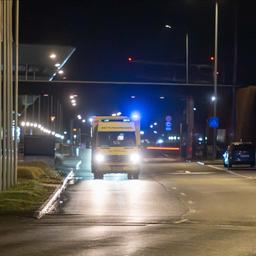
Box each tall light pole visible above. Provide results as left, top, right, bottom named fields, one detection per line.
left=213, top=1, right=219, bottom=159
left=186, top=33, right=189, bottom=84
left=164, top=25, right=189, bottom=84
left=232, top=0, right=238, bottom=142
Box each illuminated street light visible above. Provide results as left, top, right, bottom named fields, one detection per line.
left=193, top=107, right=197, bottom=111
left=131, top=96, right=136, bottom=99
left=72, top=102, right=77, bottom=106
left=112, top=113, right=117, bottom=116
left=89, top=117, right=93, bottom=123
left=71, top=99, right=76, bottom=104
left=77, top=114, right=82, bottom=120
left=164, top=24, right=172, bottom=29
left=160, top=96, right=165, bottom=99
left=70, top=95, right=75, bottom=99
left=154, top=122, right=157, bottom=126
left=49, top=53, right=56, bottom=59
left=55, top=63, right=60, bottom=67
left=58, top=70, right=64, bottom=75
left=117, top=112, right=122, bottom=116
left=150, top=125, right=153, bottom=128
left=82, top=119, right=86, bottom=123
left=157, top=139, right=164, bottom=144
left=211, top=96, right=216, bottom=102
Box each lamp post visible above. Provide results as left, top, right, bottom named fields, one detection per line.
left=213, top=1, right=219, bottom=159
left=164, top=25, right=189, bottom=84
left=185, top=33, right=189, bottom=84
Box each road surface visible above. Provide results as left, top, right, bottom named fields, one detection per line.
left=1, top=157, right=256, bottom=256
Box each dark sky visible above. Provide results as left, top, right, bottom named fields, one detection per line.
left=20, top=0, right=256, bottom=84
left=20, top=0, right=256, bottom=131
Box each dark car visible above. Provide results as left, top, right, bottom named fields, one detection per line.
left=223, top=142, right=255, bottom=168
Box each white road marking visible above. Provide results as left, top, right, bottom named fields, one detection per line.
left=172, top=187, right=177, bottom=190
left=197, top=161, right=205, bottom=165
left=207, top=164, right=253, bottom=179
left=188, top=200, right=194, bottom=204
left=180, top=192, right=186, bottom=196
left=167, top=172, right=214, bottom=175
left=174, top=218, right=188, bottom=224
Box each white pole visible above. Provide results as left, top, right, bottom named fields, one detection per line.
left=213, top=1, right=218, bottom=159
left=14, top=0, right=19, bottom=185
left=186, top=33, right=189, bottom=84
left=2, top=0, right=7, bottom=190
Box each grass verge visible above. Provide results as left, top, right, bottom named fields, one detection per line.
left=0, top=161, right=62, bottom=216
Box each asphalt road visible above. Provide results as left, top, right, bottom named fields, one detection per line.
left=1, top=158, right=256, bottom=256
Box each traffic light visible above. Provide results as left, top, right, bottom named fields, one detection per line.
left=128, top=56, right=134, bottom=62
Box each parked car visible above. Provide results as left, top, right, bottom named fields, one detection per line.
left=223, top=142, right=255, bottom=168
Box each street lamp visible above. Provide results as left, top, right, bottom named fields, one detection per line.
left=164, top=25, right=189, bottom=84
left=213, top=1, right=219, bottom=159
left=49, top=53, right=56, bottom=59
left=211, top=95, right=216, bottom=102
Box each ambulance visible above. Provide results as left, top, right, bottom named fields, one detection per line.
left=91, top=116, right=141, bottom=179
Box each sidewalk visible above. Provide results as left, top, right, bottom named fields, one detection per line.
left=197, top=159, right=223, bottom=165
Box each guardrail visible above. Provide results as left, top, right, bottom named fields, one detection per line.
left=34, top=170, right=74, bottom=219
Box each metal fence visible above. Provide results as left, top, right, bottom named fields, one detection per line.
left=0, top=0, right=19, bottom=191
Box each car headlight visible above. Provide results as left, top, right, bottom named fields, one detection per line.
left=130, top=153, right=140, bottom=164
left=95, top=153, right=105, bottom=163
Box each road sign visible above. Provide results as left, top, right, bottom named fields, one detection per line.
left=165, top=121, right=172, bottom=131
left=166, top=115, right=172, bottom=122
left=208, top=117, right=219, bottom=128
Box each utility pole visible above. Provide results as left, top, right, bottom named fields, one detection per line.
left=213, top=1, right=219, bottom=159
left=186, top=33, right=189, bottom=84
left=0, top=0, right=18, bottom=190
left=232, top=0, right=238, bottom=142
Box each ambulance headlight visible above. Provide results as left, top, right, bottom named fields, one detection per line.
left=95, top=153, right=105, bottom=163
left=130, top=153, right=140, bottom=164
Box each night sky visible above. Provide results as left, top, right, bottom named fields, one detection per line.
left=20, top=0, right=256, bottom=131
left=20, top=0, right=256, bottom=83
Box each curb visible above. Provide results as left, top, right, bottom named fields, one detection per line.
left=197, top=161, right=223, bottom=166
left=34, top=170, right=74, bottom=219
